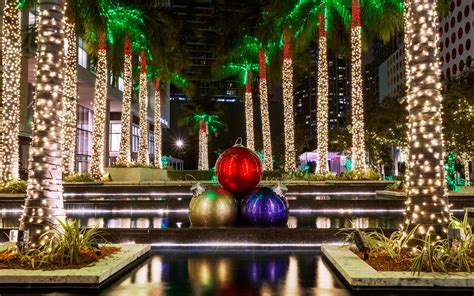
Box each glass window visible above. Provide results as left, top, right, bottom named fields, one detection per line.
left=76, top=105, right=93, bottom=172
left=149, top=132, right=155, bottom=159
left=132, top=125, right=139, bottom=153
left=118, top=75, right=124, bottom=92
left=109, top=123, right=121, bottom=152
left=78, top=37, right=87, bottom=68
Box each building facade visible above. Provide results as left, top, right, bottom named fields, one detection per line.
left=1, top=5, right=169, bottom=176
left=438, top=0, right=473, bottom=79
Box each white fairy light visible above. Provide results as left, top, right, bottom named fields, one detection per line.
left=154, top=78, right=162, bottom=168
left=317, top=8, right=329, bottom=174
left=244, top=70, right=255, bottom=151
left=198, top=121, right=209, bottom=170
left=282, top=34, right=296, bottom=172
left=0, top=0, right=22, bottom=181
left=19, top=0, right=67, bottom=245
left=117, top=37, right=133, bottom=164
left=350, top=0, right=366, bottom=171
left=259, top=49, right=273, bottom=170
left=404, top=0, right=450, bottom=237
left=90, top=33, right=108, bottom=178
left=137, top=53, right=149, bottom=164
left=61, top=17, right=77, bottom=174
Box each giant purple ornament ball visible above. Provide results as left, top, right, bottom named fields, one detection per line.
left=240, top=187, right=289, bottom=226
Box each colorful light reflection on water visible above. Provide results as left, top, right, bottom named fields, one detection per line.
left=101, top=251, right=350, bottom=296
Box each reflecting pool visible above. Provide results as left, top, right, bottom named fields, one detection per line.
left=101, top=250, right=350, bottom=296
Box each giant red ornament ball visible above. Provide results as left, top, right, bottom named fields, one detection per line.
left=216, top=144, right=262, bottom=194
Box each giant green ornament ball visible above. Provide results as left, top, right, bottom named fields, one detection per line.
left=189, top=187, right=238, bottom=227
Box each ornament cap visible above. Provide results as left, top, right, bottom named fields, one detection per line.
left=190, top=182, right=206, bottom=196
left=273, top=182, right=288, bottom=197
left=233, top=137, right=245, bottom=147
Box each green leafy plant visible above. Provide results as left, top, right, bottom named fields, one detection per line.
left=340, top=168, right=381, bottom=180
left=167, top=170, right=213, bottom=181
left=42, top=218, right=107, bottom=266
left=0, top=179, right=27, bottom=193
left=64, top=172, right=97, bottom=183
left=385, top=181, right=406, bottom=192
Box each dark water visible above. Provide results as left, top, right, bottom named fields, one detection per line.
left=100, top=250, right=350, bottom=296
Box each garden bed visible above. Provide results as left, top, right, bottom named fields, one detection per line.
left=0, top=244, right=150, bottom=287
left=322, top=245, right=474, bottom=287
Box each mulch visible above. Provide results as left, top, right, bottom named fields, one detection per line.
left=0, top=246, right=121, bottom=270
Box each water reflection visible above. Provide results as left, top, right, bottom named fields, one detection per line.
left=101, top=251, right=349, bottom=296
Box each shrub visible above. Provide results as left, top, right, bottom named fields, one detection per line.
left=42, top=218, right=107, bottom=266
left=64, top=172, right=97, bottom=183
left=0, top=179, right=27, bottom=193
left=340, top=168, right=380, bottom=180
left=343, top=212, right=474, bottom=275
left=385, top=181, right=406, bottom=192
left=167, top=170, right=214, bottom=181
left=262, top=170, right=282, bottom=180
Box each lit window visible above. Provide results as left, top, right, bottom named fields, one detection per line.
left=78, top=37, right=87, bottom=68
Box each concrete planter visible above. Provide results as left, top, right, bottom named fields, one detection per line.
left=0, top=244, right=150, bottom=288
left=106, top=167, right=168, bottom=182
left=322, top=245, right=474, bottom=288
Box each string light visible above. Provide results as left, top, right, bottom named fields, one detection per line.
left=462, top=155, right=470, bottom=187
left=259, top=49, right=273, bottom=170
left=198, top=120, right=209, bottom=170
left=350, top=0, right=366, bottom=171
left=404, top=0, right=450, bottom=236
left=61, top=17, right=77, bottom=174
left=245, top=70, right=255, bottom=151
left=317, top=8, right=328, bottom=174
left=90, top=33, right=108, bottom=179
left=19, top=0, right=67, bottom=245
left=282, top=34, right=296, bottom=172
left=154, top=78, right=162, bottom=168
left=137, top=52, right=149, bottom=164
left=0, top=0, right=22, bottom=181
left=117, top=36, right=132, bottom=164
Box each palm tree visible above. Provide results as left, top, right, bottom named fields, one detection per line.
left=213, top=37, right=259, bottom=151
left=179, top=97, right=224, bottom=170
left=258, top=49, right=273, bottom=170
left=137, top=51, right=149, bottom=164
left=154, top=78, right=162, bottom=168
left=116, top=36, right=133, bottom=164
left=89, top=32, right=108, bottom=178
left=347, top=0, right=403, bottom=171
left=282, top=32, right=296, bottom=172
left=316, top=7, right=329, bottom=174
left=62, top=13, right=78, bottom=174
left=19, top=0, right=67, bottom=246
left=0, top=0, right=22, bottom=181
left=403, top=0, right=449, bottom=237
left=186, top=114, right=223, bottom=170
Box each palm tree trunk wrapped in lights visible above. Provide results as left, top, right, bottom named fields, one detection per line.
left=154, top=78, right=163, bottom=168
left=90, top=33, right=108, bottom=179
left=61, top=18, right=78, bottom=174
left=198, top=120, right=209, bottom=170
left=244, top=70, right=255, bottom=151
left=0, top=0, right=22, bottom=181
left=282, top=33, right=296, bottom=172
left=259, top=49, right=273, bottom=170
left=137, top=52, right=149, bottom=164
left=117, top=36, right=133, bottom=164
left=350, top=0, right=366, bottom=171
left=19, top=0, right=67, bottom=246
left=404, top=0, right=450, bottom=237
left=316, top=8, right=329, bottom=174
